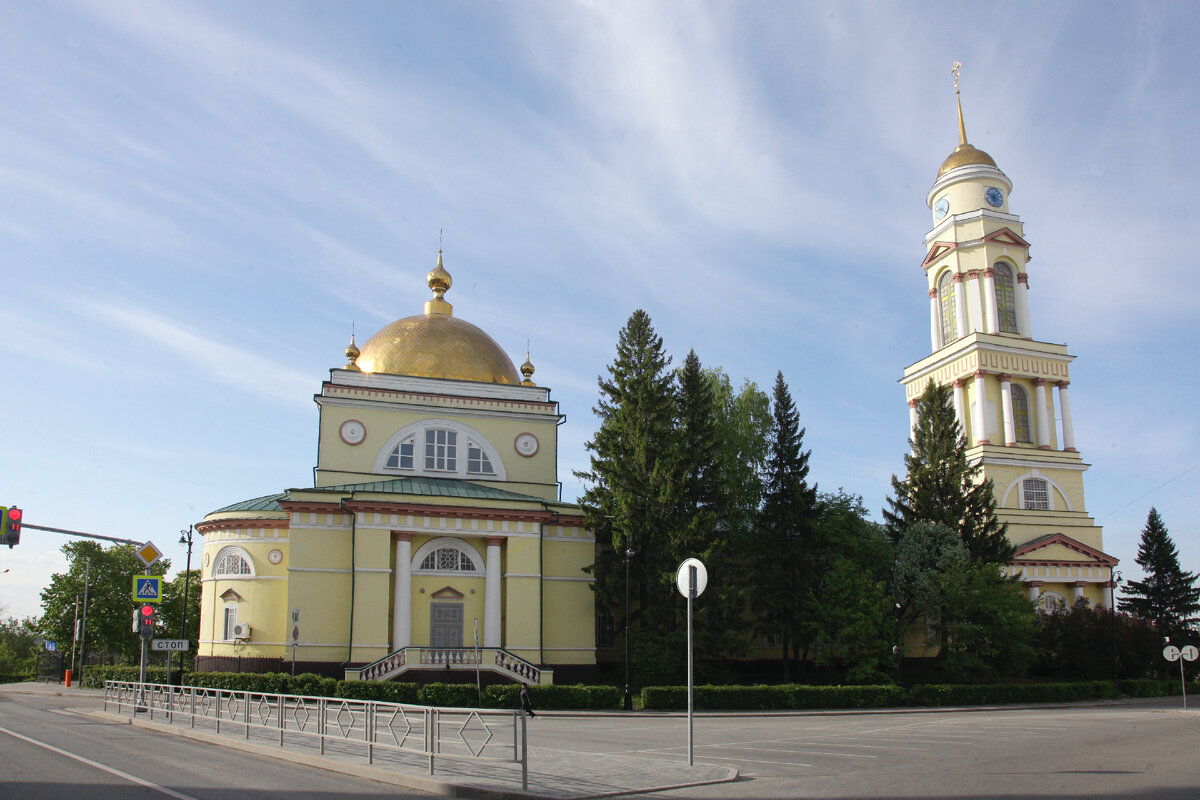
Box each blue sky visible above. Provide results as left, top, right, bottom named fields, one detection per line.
left=2, top=1, right=1198, bottom=623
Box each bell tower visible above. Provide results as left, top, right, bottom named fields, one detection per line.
left=900, top=64, right=1118, bottom=611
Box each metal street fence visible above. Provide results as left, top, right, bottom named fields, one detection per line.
left=104, top=680, right=528, bottom=790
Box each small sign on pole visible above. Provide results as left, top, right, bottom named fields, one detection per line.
left=135, top=541, right=163, bottom=568
left=150, top=639, right=190, bottom=652
left=676, top=558, right=707, bottom=767
left=132, top=575, right=162, bottom=602
left=1163, top=643, right=1197, bottom=710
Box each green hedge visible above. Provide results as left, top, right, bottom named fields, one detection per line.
left=486, top=683, right=622, bottom=710
left=1117, top=678, right=1179, bottom=697
left=642, top=684, right=906, bottom=710
left=82, top=666, right=170, bottom=688
left=907, top=681, right=1118, bottom=706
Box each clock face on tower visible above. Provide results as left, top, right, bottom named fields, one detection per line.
left=985, top=187, right=1004, bottom=208
left=934, top=197, right=950, bottom=221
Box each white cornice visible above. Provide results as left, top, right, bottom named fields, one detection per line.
left=328, top=369, right=550, bottom=402
left=314, top=393, right=561, bottom=424
left=924, top=208, right=1022, bottom=244
left=927, top=163, right=1012, bottom=206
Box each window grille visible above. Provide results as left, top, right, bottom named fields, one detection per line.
left=425, top=429, right=457, bottom=471
left=994, top=262, right=1018, bottom=333
left=1023, top=478, right=1049, bottom=510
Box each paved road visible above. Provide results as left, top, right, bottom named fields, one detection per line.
left=0, top=689, right=434, bottom=800
left=3, top=683, right=1197, bottom=799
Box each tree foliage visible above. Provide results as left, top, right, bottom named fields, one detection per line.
left=884, top=380, right=1012, bottom=563
left=1119, top=508, right=1200, bottom=643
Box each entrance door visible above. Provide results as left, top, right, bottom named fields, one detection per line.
left=429, top=602, right=463, bottom=648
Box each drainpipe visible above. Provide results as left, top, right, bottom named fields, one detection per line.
left=340, top=495, right=357, bottom=669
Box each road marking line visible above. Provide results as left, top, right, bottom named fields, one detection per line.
left=0, top=725, right=200, bottom=800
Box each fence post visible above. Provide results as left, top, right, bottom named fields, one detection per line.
left=366, top=702, right=374, bottom=765
left=521, top=709, right=528, bottom=791
left=244, top=690, right=251, bottom=739
left=278, top=692, right=285, bottom=746
left=319, top=697, right=326, bottom=755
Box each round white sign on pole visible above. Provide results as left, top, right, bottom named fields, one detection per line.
left=676, top=558, right=708, bottom=598
left=1181, top=645, right=1199, bottom=662
left=1163, top=645, right=1181, bottom=662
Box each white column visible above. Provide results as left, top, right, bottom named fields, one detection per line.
left=966, top=270, right=982, bottom=332
left=1033, top=379, right=1051, bottom=449
left=1017, top=272, right=1033, bottom=338
left=908, top=400, right=919, bottom=447
left=929, top=289, right=941, bottom=351
left=972, top=371, right=990, bottom=445
left=1028, top=582, right=1043, bottom=602
left=1073, top=582, right=1086, bottom=603
left=982, top=267, right=998, bottom=334
left=1104, top=578, right=1115, bottom=610
left=392, top=533, right=412, bottom=650
left=484, top=536, right=502, bottom=648
left=1000, top=374, right=1015, bottom=446
left=1058, top=382, right=1076, bottom=451
left=952, top=273, right=968, bottom=339
left=952, top=380, right=966, bottom=434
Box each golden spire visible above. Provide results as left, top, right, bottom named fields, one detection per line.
left=343, top=332, right=361, bottom=371
left=520, top=341, right=535, bottom=386
left=424, top=248, right=454, bottom=316
left=952, top=61, right=968, bottom=145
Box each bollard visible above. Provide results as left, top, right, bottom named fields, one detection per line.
left=64, top=669, right=72, bottom=687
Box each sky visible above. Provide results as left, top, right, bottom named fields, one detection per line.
left=2, top=1, right=1198, bottom=625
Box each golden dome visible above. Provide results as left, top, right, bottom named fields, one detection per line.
left=355, top=252, right=520, bottom=384
left=937, top=142, right=997, bottom=178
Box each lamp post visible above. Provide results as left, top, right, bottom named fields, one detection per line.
left=178, top=526, right=194, bottom=684
left=1110, top=569, right=1121, bottom=682
left=624, top=545, right=635, bottom=711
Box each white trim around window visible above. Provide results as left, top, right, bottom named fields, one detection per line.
left=373, top=418, right=507, bottom=480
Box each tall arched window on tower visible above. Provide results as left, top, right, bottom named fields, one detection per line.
left=938, top=271, right=957, bottom=345
left=993, top=262, right=1018, bottom=333
left=1011, top=384, right=1033, bottom=443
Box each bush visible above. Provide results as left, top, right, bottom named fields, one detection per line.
left=907, top=681, right=1118, bottom=706
left=485, top=683, right=622, bottom=710
left=337, top=680, right=420, bottom=704
left=183, top=671, right=291, bottom=694
left=82, top=665, right=170, bottom=688
left=642, top=684, right=906, bottom=711
left=288, top=673, right=339, bottom=698
left=418, top=682, right=485, bottom=707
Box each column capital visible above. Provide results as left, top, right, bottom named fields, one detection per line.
left=998, top=373, right=1012, bottom=382
left=953, top=378, right=966, bottom=388
left=984, top=267, right=995, bottom=278
left=1017, top=272, right=1029, bottom=286
left=952, top=272, right=965, bottom=283
left=1027, top=580, right=1045, bottom=587
left=1056, top=380, right=1070, bottom=389
left=929, top=288, right=937, bottom=298
left=966, top=269, right=981, bottom=279
left=974, top=369, right=988, bottom=379
left=1032, top=377, right=1046, bottom=387
left=908, top=399, right=919, bottom=409
left=1072, top=581, right=1088, bottom=588
left=391, top=530, right=414, bottom=542
left=484, top=536, right=505, bottom=548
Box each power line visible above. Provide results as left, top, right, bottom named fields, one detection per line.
left=1099, top=463, right=1199, bottom=521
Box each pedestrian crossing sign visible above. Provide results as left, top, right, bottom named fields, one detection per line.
left=133, top=575, right=162, bottom=602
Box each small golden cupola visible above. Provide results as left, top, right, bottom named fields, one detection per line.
left=343, top=334, right=361, bottom=371
left=354, top=250, right=521, bottom=384
left=936, top=61, right=999, bottom=178
left=520, top=347, right=536, bottom=386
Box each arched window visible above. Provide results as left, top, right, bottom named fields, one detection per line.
left=412, top=538, right=482, bottom=574
left=1038, top=591, right=1067, bottom=613
left=993, top=262, right=1018, bottom=333
left=938, top=271, right=957, bottom=345
left=213, top=546, right=254, bottom=578
left=1011, top=384, right=1032, bottom=443
left=376, top=420, right=505, bottom=480
left=1022, top=478, right=1049, bottom=510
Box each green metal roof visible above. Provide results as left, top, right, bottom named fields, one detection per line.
left=209, top=493, right=286, bottom=514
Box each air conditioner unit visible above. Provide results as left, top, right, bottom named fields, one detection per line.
left=232, top=623, right=252, bottom=639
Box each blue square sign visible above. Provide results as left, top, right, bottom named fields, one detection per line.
left=133, top=575, right=162, bottom=602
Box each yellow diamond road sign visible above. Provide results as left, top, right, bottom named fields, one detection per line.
left=135, top=540, right=163, bottom=568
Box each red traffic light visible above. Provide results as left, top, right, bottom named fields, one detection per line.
left=140, top=605, right=155, bottom=619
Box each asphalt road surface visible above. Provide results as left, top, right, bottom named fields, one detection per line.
left=0, top=689, right=434, bottom=800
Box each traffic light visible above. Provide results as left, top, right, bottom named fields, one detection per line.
left=138, top=604, right=155, bottom=638
left=1, top=507, right=19, bottom=547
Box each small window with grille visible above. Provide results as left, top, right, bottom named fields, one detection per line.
left=1022, top=478, right=1049, bottom=510
left=419, top=546, right=478, bottom=572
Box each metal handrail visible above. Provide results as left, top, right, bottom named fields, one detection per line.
left=103, top=680, right=528, bottom=790
left=350, top=646, right=544, bottom=684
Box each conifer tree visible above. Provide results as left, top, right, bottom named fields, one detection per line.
left=748, top=372, right=820, bottom=679
left=1120, top=508, right=1200, bottom=642
left=577, top=309, right=680, bottom=637
left=884, top=380, right=1012, bottom=564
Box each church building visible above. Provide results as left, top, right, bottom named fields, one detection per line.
left=195, top=254, right=596, bottom=684
left=901, top=77, right=1118, bottom=613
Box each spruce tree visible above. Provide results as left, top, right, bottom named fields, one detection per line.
left=884, top=380, right=1012, bottom=564
left=576, top=309, right=680, bottom=637
left=748, top=372, right=820, bottom=679
left=1120, top=508, right=1200, bottom=642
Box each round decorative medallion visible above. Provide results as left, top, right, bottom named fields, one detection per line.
left=514, top=432, right=539, bottom=457
left=268, top=549, right=283, bottom=564
left=339, top=419, right=366, bottom=445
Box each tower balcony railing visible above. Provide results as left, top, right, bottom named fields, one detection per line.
left=346, top=647, right=550, bottom=685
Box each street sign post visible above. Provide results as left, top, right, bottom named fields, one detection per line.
left=150, top=639, right=190, bottom=652
left=676, top=558, right=708, bottom=767
left=1163, top=643, right=1197, bottom=710
left=134, top=541, right=163, bottom=568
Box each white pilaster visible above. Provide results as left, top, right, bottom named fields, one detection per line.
left=982, top=268, right=998, bottom=334
left=1058, top=382, right=1076, bottom=452
left=967, top=270, right=982, bottom=332
left=392, top=533, right=412, bottom=650
left=1073, top=582, right=1086, bottom=602
left=1033, top=379, right=1051, bottom=449
left=952, top=273, right=967, bottom=340
left=1104, top=579, right=1115, bottom=611
left=929, top=289, right=941, bottom=351
left=908, top=401, right=919, bottom=447
left=952, top=380, right=966, bottom=434
left=484, top=537, right=502, bottom=648
left=1017, top=272, right=1033, bottom=338
left=1000, top=374, right=1015, bottom=446
left=972, top=371, right=990, bottom=445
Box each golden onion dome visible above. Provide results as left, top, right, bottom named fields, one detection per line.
left=355, top=252, right=520, bottom=384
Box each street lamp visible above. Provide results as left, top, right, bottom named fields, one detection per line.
left=178, top=526, right=194, bottom=684
left=624, top=545, right=635, bottom=711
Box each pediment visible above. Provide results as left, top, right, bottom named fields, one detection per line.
left=220, top=589, right=243, bottom=601
left=922, top=241, right=957, bottom=269
left=431, top=586, right=465, bottom=600
left=1012, top=533, right=1116, bottom=567
left=982, top=227, right=1031, bottom=250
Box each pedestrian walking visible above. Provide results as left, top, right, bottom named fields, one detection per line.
left=520, top=683, right=536, bottom=718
